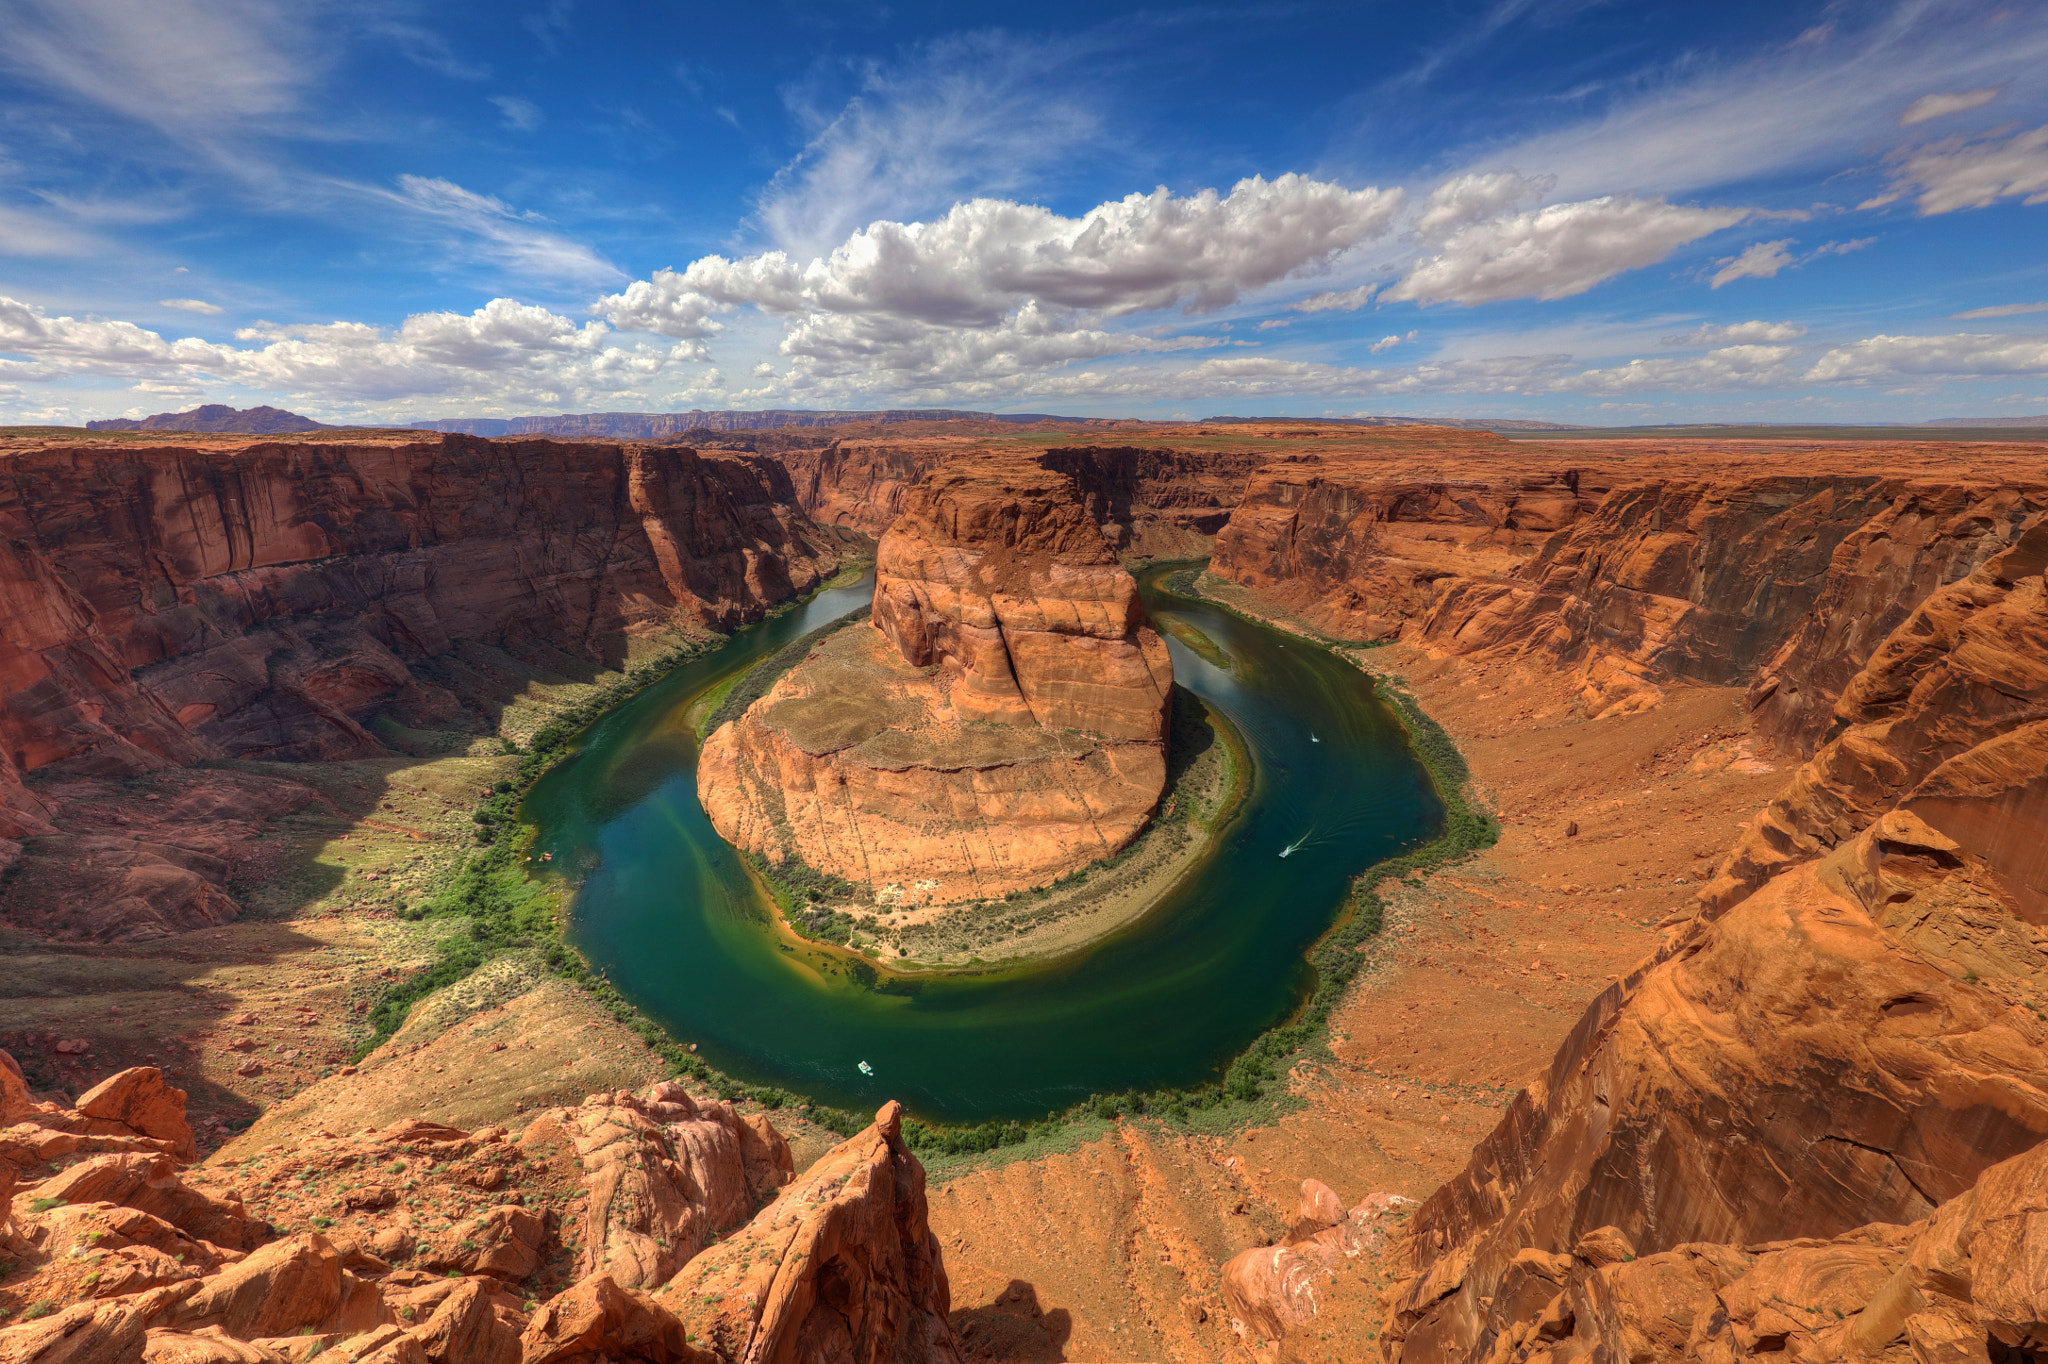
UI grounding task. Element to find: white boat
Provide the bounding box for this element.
[857,1060,874,1076]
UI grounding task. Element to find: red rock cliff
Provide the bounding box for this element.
[698,455,1172,906]
[1380,514,2048,1364]
[0,434,840,930]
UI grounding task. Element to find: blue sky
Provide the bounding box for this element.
[1,0,2045,425]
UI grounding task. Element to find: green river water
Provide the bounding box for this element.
[522,565,1441,1124]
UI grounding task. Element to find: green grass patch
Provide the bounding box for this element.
[351,557,1492,1165]
[700,607,870,738]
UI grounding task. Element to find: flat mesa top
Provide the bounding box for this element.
[0,420,2041,481]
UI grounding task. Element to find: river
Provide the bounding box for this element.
[521,564,1441,1124]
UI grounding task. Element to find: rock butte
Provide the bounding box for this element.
[4,421,2048,1364]
[698,453,1173,906]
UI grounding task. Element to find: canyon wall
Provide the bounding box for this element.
[1379,516,2048,1364]
[773,437,1263,556]
[699,455,1173,905]
[1205,440,2047,744]
[0,434,841,936]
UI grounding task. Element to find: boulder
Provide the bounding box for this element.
[165,1235,391,1339]
[26,1154,258,1250]
[74,1069,197,1162]
[518,1273,705,1364]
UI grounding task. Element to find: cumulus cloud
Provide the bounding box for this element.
[1556,344,1802,394]
[1383,196,1745,305]
[1413,171,1554,240]
[1709,239,1797,288]
[1869,123,2048,214]
[1806,332,2048,382]
[1256,319,1291,330]
[598,175,1401,385]
[1290,284,1377,313]
[1900,86,2004,126]
[159,298,224,315]
[0,294,685,408]
[1663,320,1807,345]
[1369,330,1418,354]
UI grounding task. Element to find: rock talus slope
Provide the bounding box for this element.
[698,455,1173,904]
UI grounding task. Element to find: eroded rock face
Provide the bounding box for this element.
[1210,448,1607,642]
[0,435,840,940]
[662,1101,962,1364]
[0,1068,946,1364]
[517,1081,793,1290]
[700,456,1172,904]
[1376,522,2048,1364]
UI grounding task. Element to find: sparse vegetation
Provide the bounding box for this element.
[349,559,1488,1162]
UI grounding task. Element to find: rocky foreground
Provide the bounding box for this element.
[0,1056,959,1363]
[7,422,2048,1363]
[699,454,1173,906]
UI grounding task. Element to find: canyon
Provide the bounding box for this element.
[698,454,1174,907]
[4,420,2048,1364]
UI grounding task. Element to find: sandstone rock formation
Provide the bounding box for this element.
[773,436,1262,554]
[700,455,1173,904]
[660,1101,962,1364]
[0,1071,950,1364]
[0,433,841,941]
[1372,511,2048,1364]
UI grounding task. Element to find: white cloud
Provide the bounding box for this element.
[0,294,686,409]
[1900,86,2004,126]
[1384,196,1745,305]
[1290,284,1377,313]
[599,175,1401,385]
[0,0,314,141]
[1369,330,1418,354]
[385,175,623,287]
[1877,123,2048,214]
[758,32,1106,258]
[1709,239,1796,288]
[1556,344,1801,393]
[1954,302,2048,319]
[1664,320,1807,345]
[1413,171,1554,240]
[0,203,107,256]
[490,95,544,131]
[1806,332,2048,382]
[1434,6,2048,204]
[1812,237,1876,256]
[159,298,223,315]
[1256,319,1291,331]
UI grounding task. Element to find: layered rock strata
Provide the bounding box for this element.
[0,433,839,939]
[699,456,1173,905]
[0,1061,956,1364]
[773,436,1263,554]
[1376,515,2048,1364]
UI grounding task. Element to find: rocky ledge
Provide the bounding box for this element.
[698,454,1173,908]
[0,1054,961,1364]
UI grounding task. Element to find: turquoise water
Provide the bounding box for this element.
[522,566,1441,1123]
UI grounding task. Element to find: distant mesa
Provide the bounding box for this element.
[87,403,332,434]
[408,406,1107,439]
[698,453,1174,908]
